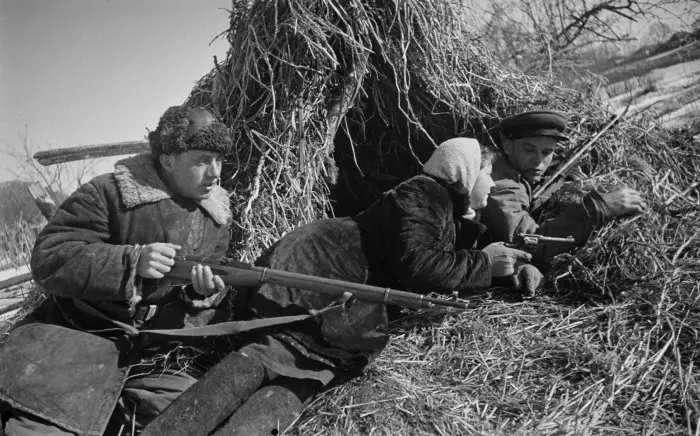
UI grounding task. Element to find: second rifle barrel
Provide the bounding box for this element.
[532,111,623,199]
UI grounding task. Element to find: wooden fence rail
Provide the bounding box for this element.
[34,141,148,166]
[0,272,32,291]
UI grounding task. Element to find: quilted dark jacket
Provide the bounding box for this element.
[240,174,491,385]
[0,154,232,435]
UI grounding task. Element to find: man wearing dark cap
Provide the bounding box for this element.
[480,109,646,264]
[0,106,237,435]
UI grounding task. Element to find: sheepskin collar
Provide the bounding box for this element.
[113,153,232,226]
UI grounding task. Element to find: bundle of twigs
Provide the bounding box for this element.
[4,0,700,432]
[283,118,700,435]
[185,0,592,260]
[178,1,700,433]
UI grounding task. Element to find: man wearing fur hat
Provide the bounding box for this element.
[0,106,236,435]
[480,110,646,266]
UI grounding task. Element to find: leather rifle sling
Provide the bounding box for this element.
[72,292,352,337]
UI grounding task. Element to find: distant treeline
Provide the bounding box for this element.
[612,28,700,72]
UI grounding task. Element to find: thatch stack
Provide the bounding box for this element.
[2,0,697,432]
[183,0,700,433]
[185,0,593,260]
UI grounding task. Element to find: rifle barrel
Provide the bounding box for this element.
[168,257,469,310]
[532,112,624,199]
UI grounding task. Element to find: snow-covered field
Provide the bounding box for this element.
[605,42,700,129]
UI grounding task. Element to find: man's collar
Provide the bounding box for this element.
[113,153,232,226]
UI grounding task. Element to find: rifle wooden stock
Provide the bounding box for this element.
[168,256,469,310]
[33,141,149,166]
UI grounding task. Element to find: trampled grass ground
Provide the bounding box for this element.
[288,284,700,435]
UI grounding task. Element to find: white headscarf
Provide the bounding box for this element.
[422,137,482,219]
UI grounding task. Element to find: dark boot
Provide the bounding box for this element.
[139,352,266,436]
[211,377,321,436]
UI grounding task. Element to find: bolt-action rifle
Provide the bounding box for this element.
[167,255,469,310]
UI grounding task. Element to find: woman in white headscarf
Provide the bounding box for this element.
[141,138,532,436]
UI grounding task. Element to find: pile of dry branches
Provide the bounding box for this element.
[284,118,700,435]
[2,0,699,433]
[185,0,594,259]
[180,0,700,433]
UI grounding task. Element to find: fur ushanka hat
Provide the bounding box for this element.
[148,105,234,157]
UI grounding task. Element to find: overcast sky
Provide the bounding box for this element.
[0,0,230,187]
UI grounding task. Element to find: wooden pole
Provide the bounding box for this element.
[0,301,24,319]
[0,272,32,291]
[33,140,149,166]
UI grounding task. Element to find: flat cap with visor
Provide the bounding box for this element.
[499,110,569,142]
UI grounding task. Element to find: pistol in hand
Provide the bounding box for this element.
[507,233,575,252]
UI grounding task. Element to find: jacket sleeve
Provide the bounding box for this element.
[30,181,142,303]
[482,179,539,243]
[537,190,613,260]
[384,178,491,294]
[483,179,614,261]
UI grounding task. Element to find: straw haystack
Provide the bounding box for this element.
[184,0,592,260]
[2,0,698,433]
[182,0,700,433]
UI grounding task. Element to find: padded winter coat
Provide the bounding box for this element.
[0,154,233,436]
[239,174,492,385]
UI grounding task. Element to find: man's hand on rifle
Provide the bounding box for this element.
[184,264,229,309]
[137,243,181,279]
[602,187,646,217]
[190,264,227,296]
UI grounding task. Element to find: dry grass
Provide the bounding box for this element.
[184,0,593,258]
[0,220,42,337]
[0,220,35,270]
[2,0,700,434]
[179,0,700,434]
[284,122,700,435]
